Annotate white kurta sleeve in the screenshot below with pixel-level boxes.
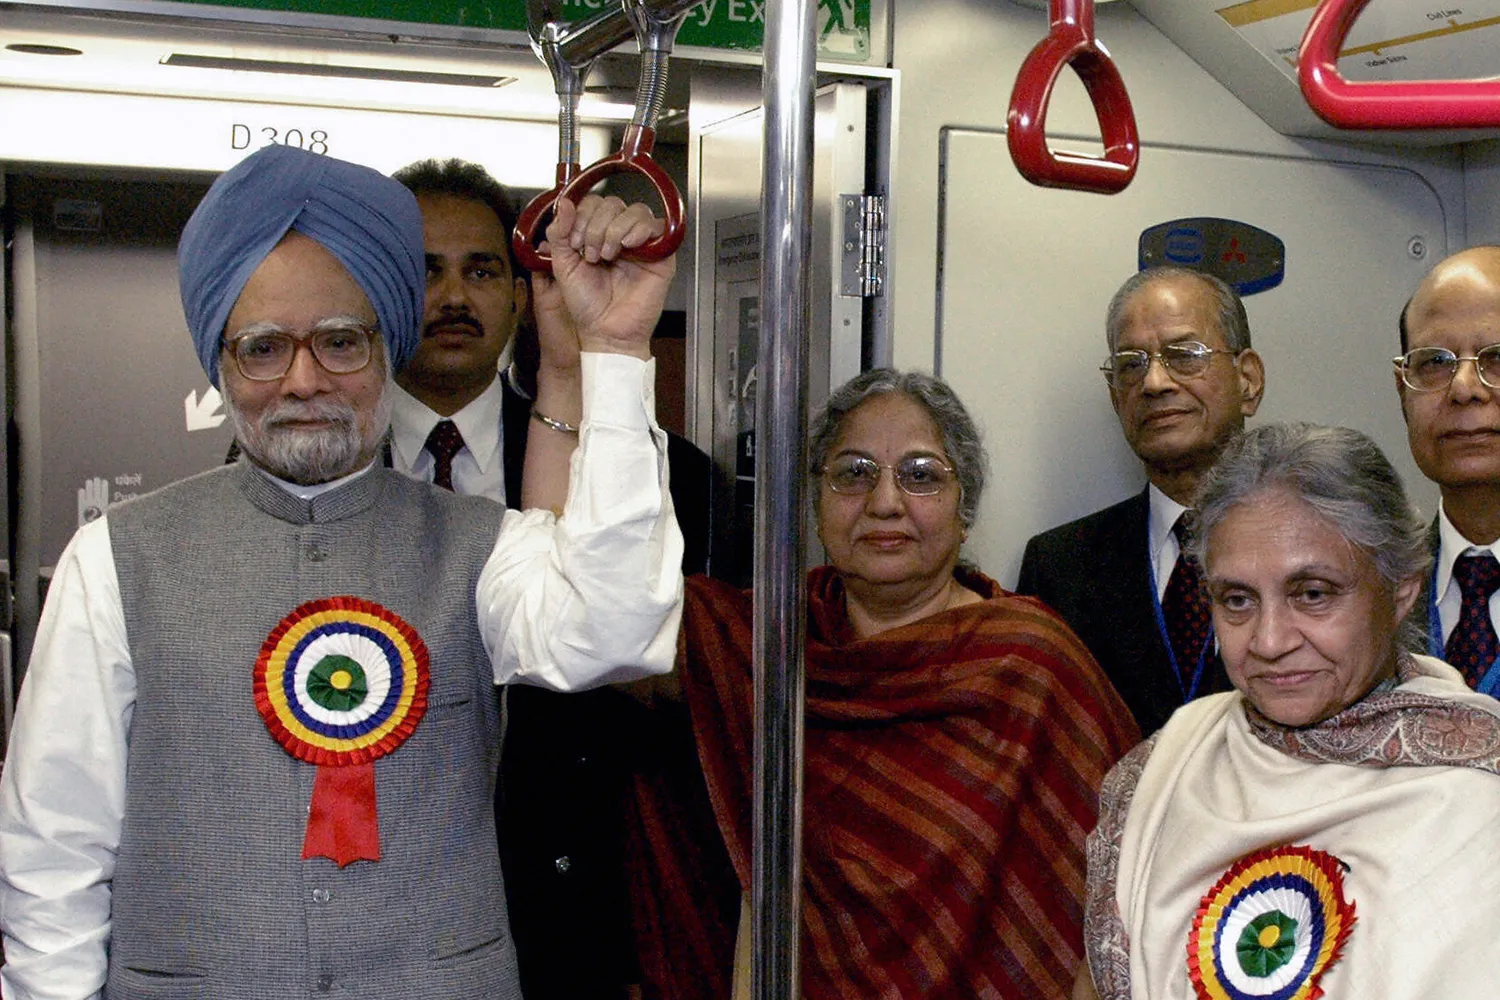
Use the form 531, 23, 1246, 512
478, 352, 684, 690
0, 518, 133, 1000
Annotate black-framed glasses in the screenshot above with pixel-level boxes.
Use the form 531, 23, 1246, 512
1100, 341, 1239, 389
224, 326, 378, 382
821, 455, 955, 497
1392, 345, 1500, 392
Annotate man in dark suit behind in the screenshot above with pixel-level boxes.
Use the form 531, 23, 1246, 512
1394, 245, 1500, 696
1016, 267, 1265, 734
390, 158, 712, 999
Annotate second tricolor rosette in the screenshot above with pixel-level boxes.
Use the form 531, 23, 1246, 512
1187, 844, 1356, 1000
253, 596, 429, 866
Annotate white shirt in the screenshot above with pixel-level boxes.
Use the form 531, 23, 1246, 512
1146, 483, 1190, 602
1433, 502, 1500, 645
0, 352, 683, 1000
388, 375, 507, 504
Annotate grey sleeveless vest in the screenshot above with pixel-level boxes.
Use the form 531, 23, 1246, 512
104, 462, 521, 1000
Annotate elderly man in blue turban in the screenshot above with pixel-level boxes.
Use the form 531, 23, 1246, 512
0, 144, 684, 1000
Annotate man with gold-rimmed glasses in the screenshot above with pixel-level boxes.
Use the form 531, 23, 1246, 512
1018, 266, 1265, 733
1395, 244, 1500, 696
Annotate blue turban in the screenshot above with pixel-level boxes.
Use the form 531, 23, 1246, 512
178, 144, 424, 387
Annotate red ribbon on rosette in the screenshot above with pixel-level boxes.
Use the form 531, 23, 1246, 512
253, 596, 429, 866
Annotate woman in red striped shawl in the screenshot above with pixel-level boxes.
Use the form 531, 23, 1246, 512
628, 370, 1140, 1000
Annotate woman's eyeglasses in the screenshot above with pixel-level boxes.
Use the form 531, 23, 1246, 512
821, 455, 955, 497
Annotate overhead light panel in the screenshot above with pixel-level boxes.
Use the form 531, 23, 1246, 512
161, 53, 514, 89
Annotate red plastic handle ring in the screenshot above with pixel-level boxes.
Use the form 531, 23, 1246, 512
1299, 0, 1500, 129
512, 127, 685, 274
557, 125, 686, 263
1006, 0, 1139, 194
512, 161, 579, 275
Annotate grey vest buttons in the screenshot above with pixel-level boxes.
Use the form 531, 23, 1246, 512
312, 887, 332, 903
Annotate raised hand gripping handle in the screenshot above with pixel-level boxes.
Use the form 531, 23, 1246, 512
1299, 0, 1500, 129
513, 163, 580, 274
1006, 0, 1139, 195
555, 124, 686, 263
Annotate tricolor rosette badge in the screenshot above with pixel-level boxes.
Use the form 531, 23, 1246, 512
1187, 845, 1355, 1000
253, 596, 429, 866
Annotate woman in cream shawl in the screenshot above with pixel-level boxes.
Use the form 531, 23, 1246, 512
1077, 423, 1500, 1000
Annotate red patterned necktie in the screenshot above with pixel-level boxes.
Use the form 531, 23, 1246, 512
1445, 552, 1500, 689
423, 419, 465, 492
1161, 514, 1211, 694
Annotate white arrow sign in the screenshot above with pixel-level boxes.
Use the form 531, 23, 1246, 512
185, 387, 226, 432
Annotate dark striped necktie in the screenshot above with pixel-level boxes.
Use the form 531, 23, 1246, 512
423, 419, 465, 492
1161, 513, 1210, 695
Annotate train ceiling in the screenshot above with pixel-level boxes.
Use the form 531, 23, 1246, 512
1129, 0, 1500, 146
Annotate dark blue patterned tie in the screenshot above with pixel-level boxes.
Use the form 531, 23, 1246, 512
1162, 514, 1210, 695
423, 419, 465, 492
1445, 553, 1500, 688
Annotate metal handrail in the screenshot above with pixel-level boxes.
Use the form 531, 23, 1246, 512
512, 0, 693, 273
1299, 0, 1500, 129
1006, 0, 1139, 194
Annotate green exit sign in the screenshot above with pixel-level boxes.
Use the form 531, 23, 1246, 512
176, 0, 871, 60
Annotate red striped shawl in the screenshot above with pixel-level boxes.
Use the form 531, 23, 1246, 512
632, 566, 1139, 999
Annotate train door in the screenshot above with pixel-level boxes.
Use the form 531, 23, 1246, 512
6, 172, 224, 684
691, 70, 886, 583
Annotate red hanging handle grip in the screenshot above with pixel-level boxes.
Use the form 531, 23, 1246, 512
512, 161, 580, 274
1006, 0, 1139, 195
556, 124, 686, 263
510, 127, 685, 273
1299, 0, 1500, 129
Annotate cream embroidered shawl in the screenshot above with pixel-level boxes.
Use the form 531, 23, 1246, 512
1086, 655, 1500, 1000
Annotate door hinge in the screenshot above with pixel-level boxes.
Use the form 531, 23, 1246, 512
840, 194, 886, 297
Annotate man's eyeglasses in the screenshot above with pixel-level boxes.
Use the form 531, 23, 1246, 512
821, 455, 955, 497
1100, 341, 1239, 389
224, 326, 378, 382
1392, 345, 1500, 392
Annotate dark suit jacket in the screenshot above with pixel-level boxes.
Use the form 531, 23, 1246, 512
496, 376, 713, 1000
1015, 488, 1229, 735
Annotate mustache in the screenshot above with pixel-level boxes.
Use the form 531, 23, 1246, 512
423, 312, 484, 338
261, 398, 357, 431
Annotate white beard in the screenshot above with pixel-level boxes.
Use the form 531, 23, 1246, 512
225, 382, 392, 485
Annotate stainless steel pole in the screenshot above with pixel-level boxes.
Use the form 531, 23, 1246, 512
753, 0, 817, 997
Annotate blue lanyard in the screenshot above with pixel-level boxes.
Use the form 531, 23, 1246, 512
1427, 562, 1500, 697
1146, 541, 1213, 702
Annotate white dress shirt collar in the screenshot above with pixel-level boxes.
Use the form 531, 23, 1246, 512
389, 375, 505, 476
1147, 482, 1191, 598
1435, 501, 1500, 604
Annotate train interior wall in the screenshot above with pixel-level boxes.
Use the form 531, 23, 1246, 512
1, 0, 1500, 671
890, 0, 1488, 587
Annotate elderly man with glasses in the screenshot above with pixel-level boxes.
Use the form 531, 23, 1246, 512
1016, 266, 1265, 734
1394, 244, 1500, 697
0, 144, 683, 1000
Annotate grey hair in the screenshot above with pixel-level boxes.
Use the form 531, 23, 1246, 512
1105, 267, 1252, 353
807, 368, 987, 528
1189, 422, 1431, 649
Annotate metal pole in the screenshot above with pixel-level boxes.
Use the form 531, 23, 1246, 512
753, 0, 817, 998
